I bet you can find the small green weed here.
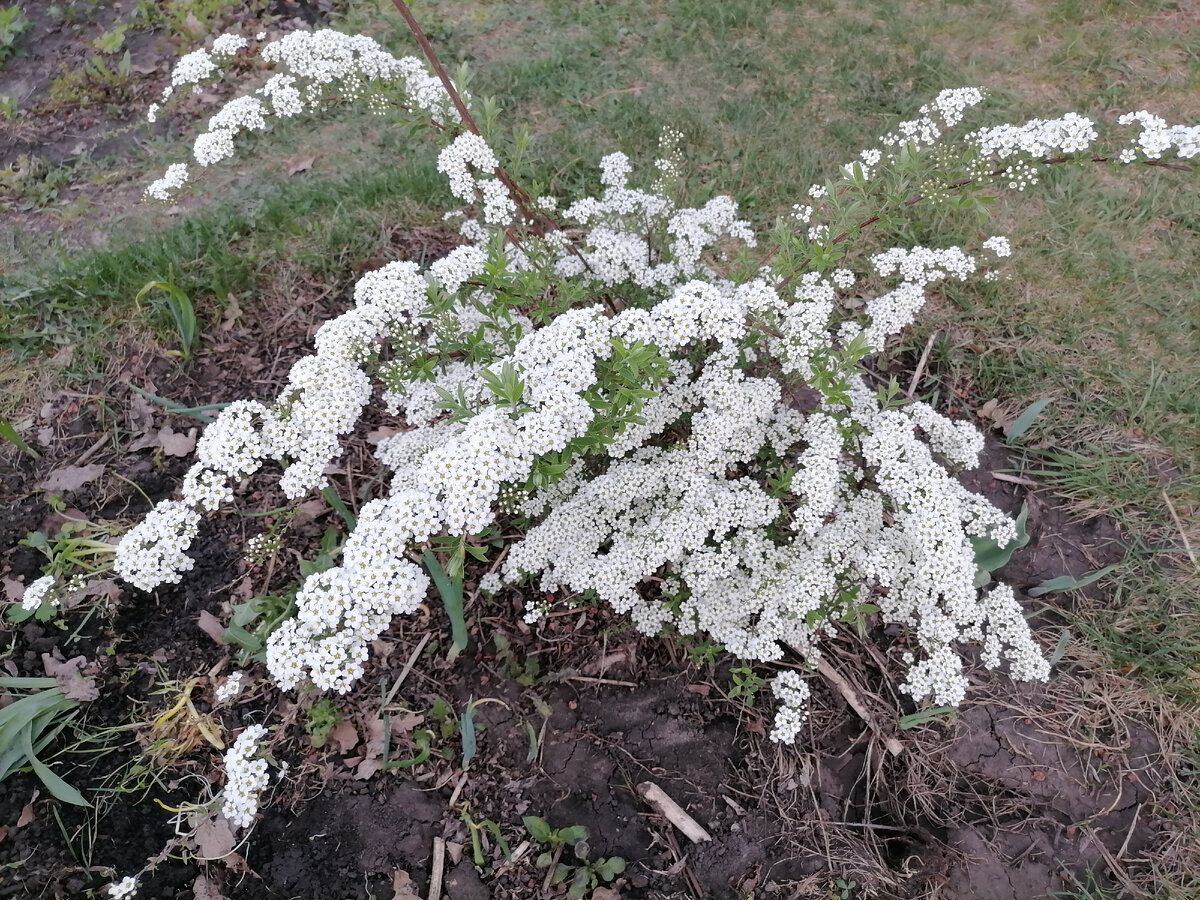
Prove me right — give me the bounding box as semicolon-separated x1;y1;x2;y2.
304;698;342;749
0;5;31;66
134;278;198;360
524;817;625;899
0;677;89;806
728;661;767;705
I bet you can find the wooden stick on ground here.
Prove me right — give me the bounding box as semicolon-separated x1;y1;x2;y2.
637;782;712;843
427;836;445;900
816;657;904;757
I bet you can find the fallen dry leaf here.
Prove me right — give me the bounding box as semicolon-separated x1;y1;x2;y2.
366;426;401;444
592;888;623;900
191;874;230;900
196;610;226;645
129;426;197;456
158;426;198;457
41;654;99;702
328;719;360;754
976;398;1011;431
16;791;38;828
180;12;207;39
284;155;315;175
2;578;24;604
36;464;105;492
353;758;383;781
392;870;421;900
221;294;243;331
192;813;237;859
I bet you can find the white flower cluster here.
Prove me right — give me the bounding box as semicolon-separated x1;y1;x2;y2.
124;61;1129;736
879;87;987;152
215;672;245;703
148;30;457;198
113;501;201;592
221;724;270;829
144;163;189;201
1117;110;1200;160
769;671;811;744
107;876;139;899
981;235;1011;257
437;133;516;226
972;112;1098;159
20;574;58;611
551;152;755;288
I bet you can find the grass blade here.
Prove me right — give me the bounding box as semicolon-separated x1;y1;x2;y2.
1006;397;1053;441
460;699;478;768
1028;565;1118;597
0;414;39;459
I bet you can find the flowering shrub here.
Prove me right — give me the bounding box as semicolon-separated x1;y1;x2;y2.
20;13;1200;868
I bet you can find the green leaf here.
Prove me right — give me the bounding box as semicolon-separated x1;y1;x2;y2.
594;857;626;881
460;699;478;769
567;867;590;899
1027;566;1117;597
1006;397;1053;442
0;414;39;459
135;280;197;359
423;549;467;662
523;719;539;763
972;504;1030;577
898;706;956;730
523;816;553;843
320;485;357;530
20;727;89;806
557;825;589;845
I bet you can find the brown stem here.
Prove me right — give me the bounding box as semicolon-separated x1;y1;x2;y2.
389;0;546;224
389;0;598;277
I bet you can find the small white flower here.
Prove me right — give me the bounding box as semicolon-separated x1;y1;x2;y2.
21;575;58;611
215;672;245;703
107;876;138;899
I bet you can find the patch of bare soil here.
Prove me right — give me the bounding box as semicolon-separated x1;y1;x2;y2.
0;231;1189;900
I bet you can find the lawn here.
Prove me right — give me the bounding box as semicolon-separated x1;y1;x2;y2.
0;1;1197;898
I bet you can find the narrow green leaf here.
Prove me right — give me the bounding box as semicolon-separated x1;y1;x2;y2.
20;727;89;806
320;486;357;530
460;699;478;769
1027;566;1117;597
1006;397;1053;441
0;415;39;459
423;549;467;662
523;719;538;763
898;706;956;730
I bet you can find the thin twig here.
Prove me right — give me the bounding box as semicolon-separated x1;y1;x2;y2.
565;675;639;688
637;782;712;843
906;330;938;400
382;632;432;710
427;836;445;900
815;657;904;757
1161;490;1199;573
